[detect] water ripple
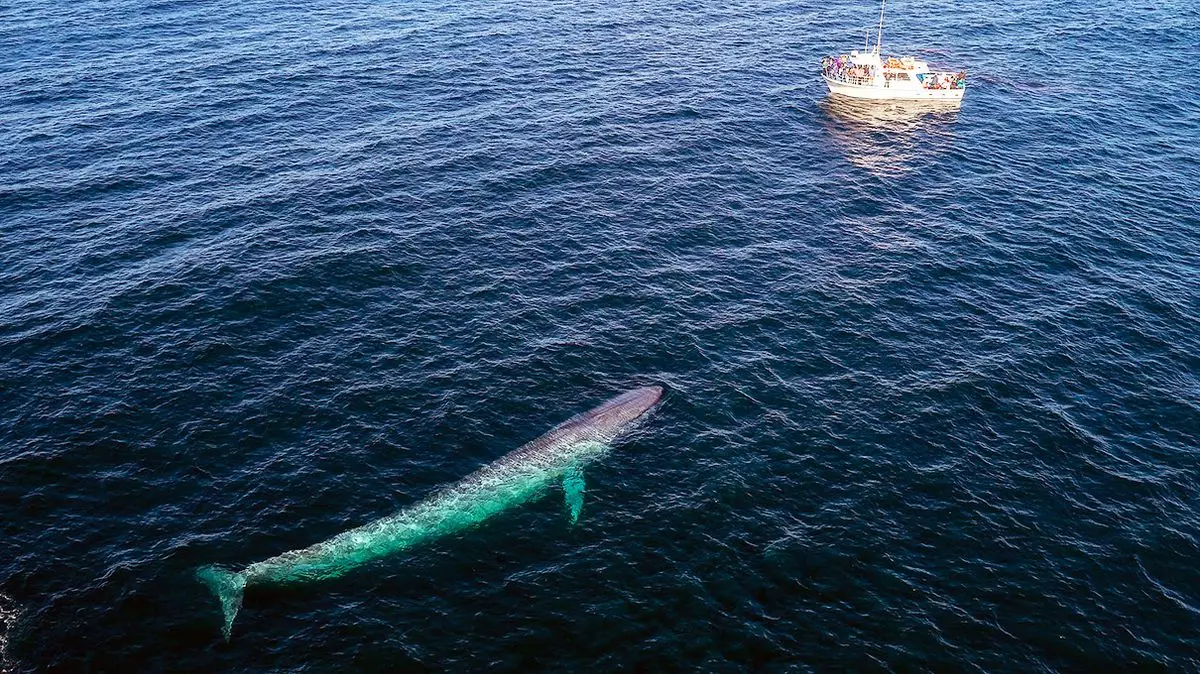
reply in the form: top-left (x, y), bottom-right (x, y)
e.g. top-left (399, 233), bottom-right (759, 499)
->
top-left (3, 0), bottom-right (1199, 669)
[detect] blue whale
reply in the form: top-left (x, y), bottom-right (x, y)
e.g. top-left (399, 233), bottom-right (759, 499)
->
top-left (198, 385), bottom-right (664, 639)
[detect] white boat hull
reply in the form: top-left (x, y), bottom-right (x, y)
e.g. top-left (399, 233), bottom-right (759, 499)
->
top-left (823, 75), bottom-right (964, 100)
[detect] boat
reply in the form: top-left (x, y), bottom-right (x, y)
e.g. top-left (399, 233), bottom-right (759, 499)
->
top-left (821, 0), bottom-right (966, 101)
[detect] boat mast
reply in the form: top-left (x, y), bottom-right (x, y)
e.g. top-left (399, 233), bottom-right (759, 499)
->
top-left (876, 0), bottom-right (885, 54)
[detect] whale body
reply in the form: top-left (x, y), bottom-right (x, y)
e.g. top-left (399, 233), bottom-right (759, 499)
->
top-left (197, 385), bottom-right (664, 639)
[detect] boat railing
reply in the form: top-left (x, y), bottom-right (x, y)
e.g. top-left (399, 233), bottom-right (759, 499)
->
top-left (824, 71), bottom-right (877, 86)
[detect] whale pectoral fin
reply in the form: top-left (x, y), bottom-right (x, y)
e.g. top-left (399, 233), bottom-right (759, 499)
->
top-left (563, 466), bottom-right (585, 525)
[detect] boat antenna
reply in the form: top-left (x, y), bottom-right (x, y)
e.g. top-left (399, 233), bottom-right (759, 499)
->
top-left (876, 0), bottom-right (885, 54)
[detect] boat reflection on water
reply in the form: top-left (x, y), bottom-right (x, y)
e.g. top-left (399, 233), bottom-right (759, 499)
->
top-left (819, 95), bottom-right (961, 174)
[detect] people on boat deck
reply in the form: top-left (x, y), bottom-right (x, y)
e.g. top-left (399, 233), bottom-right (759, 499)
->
top-left (822, 55), bottom-right (966, 89)
top-left (921, 71), bottom-right (967, 89)
top-left (821, 55), bottom-right (874, 81)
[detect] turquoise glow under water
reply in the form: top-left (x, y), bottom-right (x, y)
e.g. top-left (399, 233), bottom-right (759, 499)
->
top-left (251, 458), bottom-right (573, 583)
top-left (200, 438), bottom-right (611, 638)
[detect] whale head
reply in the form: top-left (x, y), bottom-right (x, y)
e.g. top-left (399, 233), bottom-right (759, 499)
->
top-left (574, 385), bottom-right (664, 440)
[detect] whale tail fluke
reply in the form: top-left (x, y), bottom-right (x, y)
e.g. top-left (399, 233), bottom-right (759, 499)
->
top-left (197, 566), bottom-right (246, 641)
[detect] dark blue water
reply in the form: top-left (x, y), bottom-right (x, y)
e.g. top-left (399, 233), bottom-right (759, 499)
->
top-left (3, 0), bottom-right (1199, 669)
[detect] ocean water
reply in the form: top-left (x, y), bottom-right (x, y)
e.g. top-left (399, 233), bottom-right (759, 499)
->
top-left (2, 0), bottom-right (1199, 669)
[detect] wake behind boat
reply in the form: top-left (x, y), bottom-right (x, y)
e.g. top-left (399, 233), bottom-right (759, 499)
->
top-left (821, 0), bottom-right (966, 101)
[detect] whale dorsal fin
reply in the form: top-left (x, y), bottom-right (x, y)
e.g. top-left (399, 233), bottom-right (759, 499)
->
top-left (563, 465), bottom-right (585, 525)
